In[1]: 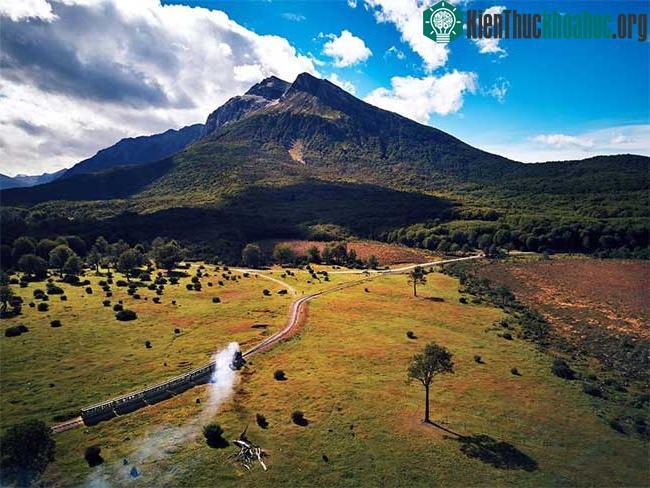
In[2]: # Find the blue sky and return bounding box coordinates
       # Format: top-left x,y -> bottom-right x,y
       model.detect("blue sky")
181,0 -> 650,161
0,0 -> 647,175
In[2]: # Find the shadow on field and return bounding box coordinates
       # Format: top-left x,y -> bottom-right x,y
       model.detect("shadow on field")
427,422 -> 538,472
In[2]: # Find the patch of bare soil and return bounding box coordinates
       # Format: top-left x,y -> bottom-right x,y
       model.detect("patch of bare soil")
479,258 -> 650,340
264,239 -> 436,266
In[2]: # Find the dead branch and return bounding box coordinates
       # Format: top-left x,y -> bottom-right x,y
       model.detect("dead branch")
232,427 -> 268,471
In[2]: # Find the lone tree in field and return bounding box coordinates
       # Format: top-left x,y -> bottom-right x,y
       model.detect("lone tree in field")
408,342 -> 454,423
241,243 -> 263,268
407,266 -> 427,297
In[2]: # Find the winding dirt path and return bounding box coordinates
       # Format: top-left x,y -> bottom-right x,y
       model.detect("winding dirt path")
52,256 -> 484,433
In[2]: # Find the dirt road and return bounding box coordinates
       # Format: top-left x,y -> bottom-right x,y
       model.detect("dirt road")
52,256 -> 482,433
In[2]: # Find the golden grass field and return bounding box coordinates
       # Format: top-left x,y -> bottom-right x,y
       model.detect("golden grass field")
1,262 -> 648,487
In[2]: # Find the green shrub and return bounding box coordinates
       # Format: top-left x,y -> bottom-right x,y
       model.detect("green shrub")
202,423 -> 227,448
50,320 -> 62,328
406,330 -> 416,339
609,419 -> 626,434
256,413 -> 268,429
84,445 -> 103,467
583,383 -> 602,397
274,370 -> 286,381
551,359 -> 575,380
37,303 -> 48,312
291,410 -> 307,425
5,325 -> 28,337
0,420 -> 55,485
116,309 -> 137,321
113,303 -> 123,312
212,297 -> 221,303
603,378 -> 626,392
46,284 -> 64,295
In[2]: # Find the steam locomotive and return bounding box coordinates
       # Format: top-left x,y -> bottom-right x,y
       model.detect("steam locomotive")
230,350 -> 246,370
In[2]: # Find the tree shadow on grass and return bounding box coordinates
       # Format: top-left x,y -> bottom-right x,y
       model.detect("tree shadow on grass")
426,422 -> 538,472
457,434 -> 538,472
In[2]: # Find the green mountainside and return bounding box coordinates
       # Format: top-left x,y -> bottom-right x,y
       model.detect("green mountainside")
1,73 -> 648,261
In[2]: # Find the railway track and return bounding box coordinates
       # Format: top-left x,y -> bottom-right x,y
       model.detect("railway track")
50,416 -> 84,434
51,257 -> 480,433
50,273 -> 370,433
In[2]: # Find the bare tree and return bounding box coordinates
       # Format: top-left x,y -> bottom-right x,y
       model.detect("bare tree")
408,342 -> 454,423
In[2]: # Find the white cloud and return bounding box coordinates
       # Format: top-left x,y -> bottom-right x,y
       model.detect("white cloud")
473,6 -> 508,56
479,125 -> 650,162
233,64 -> 265,83
0,0 -> 56,22
326,73 -> 356,95
484,78 -> 509,103
0,0 -> 317,176
532,134 -> 595,150
322,30 -> 372,67
282,12 -> 305,22
347,0 -> 358,7
385,45 -> 406,60
364,71 -> 478,123
363,0 -> 448,72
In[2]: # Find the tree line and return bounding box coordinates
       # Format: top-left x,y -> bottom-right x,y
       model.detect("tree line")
1,235 -> 186,281
241,242 -> 379,269
382,219 -> 649,259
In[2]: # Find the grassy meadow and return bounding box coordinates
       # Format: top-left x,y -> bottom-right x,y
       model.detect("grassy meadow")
0,264 -> 359,431
7,266 -> 645,487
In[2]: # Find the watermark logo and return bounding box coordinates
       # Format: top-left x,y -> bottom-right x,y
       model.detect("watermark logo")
422,3 -> 647,43
423,1 -> 463,44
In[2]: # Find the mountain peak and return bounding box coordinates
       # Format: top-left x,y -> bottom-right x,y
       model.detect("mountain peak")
286,72 -> 344,98
283,72 -> 362,116
245,76 -> 290,99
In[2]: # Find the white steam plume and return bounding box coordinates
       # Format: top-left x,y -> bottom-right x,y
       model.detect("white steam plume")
86,342 -> 241,487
